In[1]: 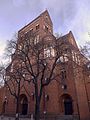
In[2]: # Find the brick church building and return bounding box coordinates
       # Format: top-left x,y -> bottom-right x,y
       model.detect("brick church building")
0,10 -> 90,120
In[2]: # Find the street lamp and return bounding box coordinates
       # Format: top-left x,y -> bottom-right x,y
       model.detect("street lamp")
4,96 -> 8,104
3,96 -> 8,115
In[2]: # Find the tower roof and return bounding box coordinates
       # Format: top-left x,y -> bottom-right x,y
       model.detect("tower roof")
18,10 -> 53,33
57,31 -> 79,49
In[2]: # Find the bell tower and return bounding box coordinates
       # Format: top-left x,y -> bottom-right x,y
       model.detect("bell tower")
41,10 -> 53,34
18,10 -> 53,39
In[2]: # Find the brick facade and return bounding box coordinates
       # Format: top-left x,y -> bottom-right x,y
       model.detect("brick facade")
0,10 -> 90,120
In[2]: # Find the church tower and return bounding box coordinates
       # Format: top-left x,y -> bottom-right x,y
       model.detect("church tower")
18,10 -> 53,43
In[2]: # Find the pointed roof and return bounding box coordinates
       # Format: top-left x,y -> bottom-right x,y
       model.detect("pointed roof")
57,31 -> 79,49
19,10 -> 52,33
68,31 -> 78,48
41,9 -> 53,25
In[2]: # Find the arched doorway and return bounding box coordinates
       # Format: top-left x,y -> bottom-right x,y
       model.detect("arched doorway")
61,94 -> 73,115
19,94 -> 28,115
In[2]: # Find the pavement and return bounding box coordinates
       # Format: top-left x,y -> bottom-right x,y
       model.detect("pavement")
0,116 -> 32,120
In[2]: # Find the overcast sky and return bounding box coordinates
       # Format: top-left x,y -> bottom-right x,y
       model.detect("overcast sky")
0,0 -> 90,62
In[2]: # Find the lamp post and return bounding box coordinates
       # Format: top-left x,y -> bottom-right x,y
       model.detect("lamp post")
5,96 -> 7,103
4,96 -> 7,114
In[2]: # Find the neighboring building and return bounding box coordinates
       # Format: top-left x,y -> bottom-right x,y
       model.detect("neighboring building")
0,10 -> 90,120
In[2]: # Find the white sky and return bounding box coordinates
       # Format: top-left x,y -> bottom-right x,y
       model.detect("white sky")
0,0 -> 90,63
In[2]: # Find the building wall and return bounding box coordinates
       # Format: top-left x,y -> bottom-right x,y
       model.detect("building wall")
0,10 -> 90,120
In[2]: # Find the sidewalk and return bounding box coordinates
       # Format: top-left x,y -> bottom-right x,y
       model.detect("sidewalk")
0,116 -> 31,120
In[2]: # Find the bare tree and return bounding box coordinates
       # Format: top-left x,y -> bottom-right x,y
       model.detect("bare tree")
80,41 -> 90,59
0,63 -> 24,120
0,31 -> 70,120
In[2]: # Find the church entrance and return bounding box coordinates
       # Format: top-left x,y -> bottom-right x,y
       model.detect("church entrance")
64,97 -> 73,115
61,94 -> 73,115
19,94 -> 28,115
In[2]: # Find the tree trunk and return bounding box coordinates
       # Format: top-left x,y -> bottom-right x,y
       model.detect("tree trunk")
15,82 -> 20,120
34,81 -> 42,120
35,100 -> 40,120
15,97 -> 19,120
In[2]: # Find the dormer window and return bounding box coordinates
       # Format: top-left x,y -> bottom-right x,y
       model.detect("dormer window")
36,24 -> 40,30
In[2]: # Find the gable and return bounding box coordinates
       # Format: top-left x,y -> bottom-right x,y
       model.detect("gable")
41,10 -> 53,26
68,31 -> 78,49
